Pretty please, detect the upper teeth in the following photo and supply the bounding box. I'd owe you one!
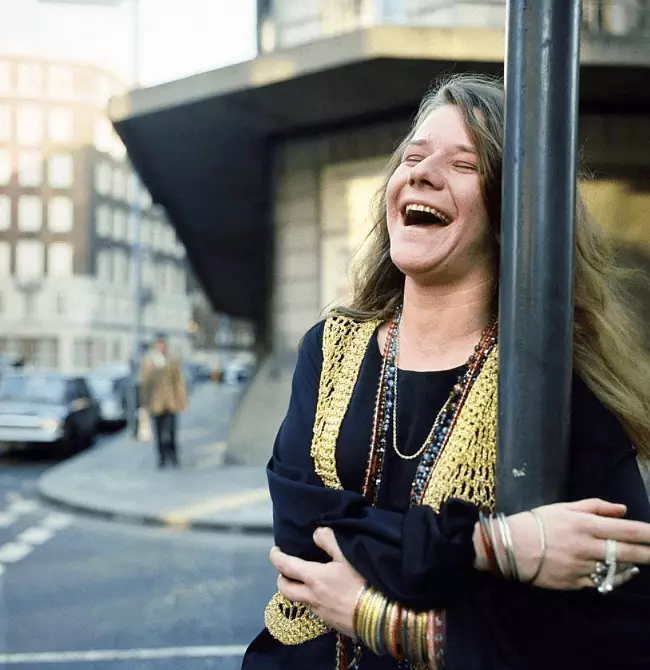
[405,204,450,225]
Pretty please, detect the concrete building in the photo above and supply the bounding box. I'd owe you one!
[110,0,650,462]
[0,54,190,372]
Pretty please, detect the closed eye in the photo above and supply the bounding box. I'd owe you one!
[454,162,478,172]
[403,155,424,165]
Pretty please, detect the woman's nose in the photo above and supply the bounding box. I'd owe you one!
[408,159,445,190]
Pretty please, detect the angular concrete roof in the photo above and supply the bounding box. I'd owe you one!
[109,25,650,324]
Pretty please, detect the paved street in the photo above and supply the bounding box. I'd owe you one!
[0,382,277,669]
[0,461,275,669]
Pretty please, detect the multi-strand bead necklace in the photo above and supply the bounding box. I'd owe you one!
[337,307,498,669]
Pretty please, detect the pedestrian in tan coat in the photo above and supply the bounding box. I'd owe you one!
[139,334,187,468]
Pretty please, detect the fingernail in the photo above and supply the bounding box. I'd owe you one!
[631,566,640,576]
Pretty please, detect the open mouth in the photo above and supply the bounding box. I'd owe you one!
[403,204,452,227]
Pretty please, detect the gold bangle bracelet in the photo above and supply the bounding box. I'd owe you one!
[357,587,374,650]
[365,590,383,655]
[352,584,368,640]
[417,611,429,665]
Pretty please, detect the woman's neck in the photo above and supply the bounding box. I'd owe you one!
[397,274,495,371]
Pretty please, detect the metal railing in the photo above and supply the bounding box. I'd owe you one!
[258,0,650,53]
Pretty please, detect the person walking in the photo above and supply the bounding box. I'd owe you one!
[139,334,187,468]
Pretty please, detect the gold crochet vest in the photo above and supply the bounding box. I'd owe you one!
[265,315,498,645]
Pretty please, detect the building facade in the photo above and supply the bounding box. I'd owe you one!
[111,0,650,462]
[0,54,190,372]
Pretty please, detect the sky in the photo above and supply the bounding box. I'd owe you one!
[0,0,257,86]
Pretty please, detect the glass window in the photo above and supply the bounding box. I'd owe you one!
[113,249,127,284]
[18,195,42,232]
[176,267,186,293]
[126,213,137,244]
[113,209,126,240]
[48,107,74,144]
[0,103,11,141]
[48,65,74,100]
[96,204,111,237]
[35,339,58,368]
[18,151,43,187]
[17,63,42,97]
[141,219,151,246]
[48,242,73,277]
[15,239,44,279]
[97,250,113,282]
[126,173,138,204]
[73,340,93,369]
[0,195,10,231]
[0,149,11,185]
[94,117,113,154]
[0,375,66,404]
[48,196,74,233]
[0,61,11,95]
[17,104,44,146]
[0,241,10,275]
[56,292,65,315]
[48,154,74,188]
[95,162,112,196]
[112,168,125,201]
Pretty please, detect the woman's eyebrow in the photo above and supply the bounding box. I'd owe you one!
[405,139,477,155]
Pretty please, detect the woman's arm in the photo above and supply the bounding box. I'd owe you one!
[270,321,483,608]
[270,324,650,612]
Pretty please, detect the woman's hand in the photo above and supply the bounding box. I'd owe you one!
[475,498,650,590]
[270,527,366,637]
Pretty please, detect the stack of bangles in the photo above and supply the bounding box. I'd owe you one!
[352,584,439,665]
[352,512,547,663]
[478,510,546,583]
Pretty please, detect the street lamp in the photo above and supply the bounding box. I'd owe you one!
[40,0,144,433]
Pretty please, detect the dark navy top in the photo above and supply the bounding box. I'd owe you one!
[243,320,650,669]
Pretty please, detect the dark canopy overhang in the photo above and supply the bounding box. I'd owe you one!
[109,25,650,327]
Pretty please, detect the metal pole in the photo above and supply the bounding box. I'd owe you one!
[497,0,582,514]
[128,0,143,436]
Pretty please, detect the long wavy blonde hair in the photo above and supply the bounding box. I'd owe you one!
[337,73,650,459]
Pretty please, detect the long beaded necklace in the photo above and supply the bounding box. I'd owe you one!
[337,307,498,669]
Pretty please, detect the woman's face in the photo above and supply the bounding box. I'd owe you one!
[386,104,494,285]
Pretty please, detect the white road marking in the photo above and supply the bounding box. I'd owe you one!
[41,514,72,530]
[0,514,16,528]
[0,542,32,563]
[0,645,249,663]
[18,527,54,545]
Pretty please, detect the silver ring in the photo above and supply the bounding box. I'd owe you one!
[598,539,618,595]
[590,561,608,587]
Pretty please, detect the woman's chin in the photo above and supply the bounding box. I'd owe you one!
[391,251,441,279]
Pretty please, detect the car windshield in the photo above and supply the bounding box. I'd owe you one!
[0,376,66,405]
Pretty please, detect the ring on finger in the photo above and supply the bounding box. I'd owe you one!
[589,561,607,587]
[598,538,619,595]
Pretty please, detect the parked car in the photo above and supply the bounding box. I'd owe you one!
[87,372,129,429]
[0,371,100,456]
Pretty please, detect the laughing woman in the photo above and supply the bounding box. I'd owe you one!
[242,74,650,670]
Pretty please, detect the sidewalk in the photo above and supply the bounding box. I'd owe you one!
[37,383,274,533]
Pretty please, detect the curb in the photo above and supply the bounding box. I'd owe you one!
[37,489,275,536]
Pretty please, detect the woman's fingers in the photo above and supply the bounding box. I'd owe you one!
[587,516,650,546]
[565,498,627,517]
[277,573,312,604]
[270,546,315,583]
[313,527,345,562]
